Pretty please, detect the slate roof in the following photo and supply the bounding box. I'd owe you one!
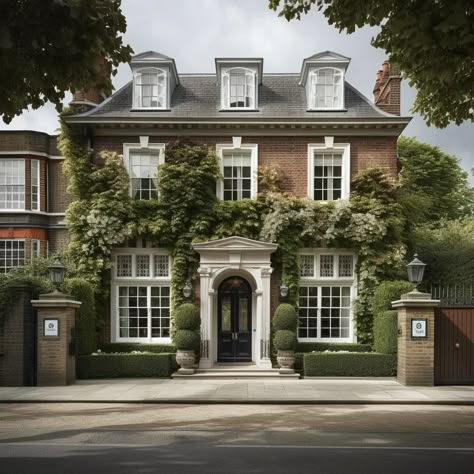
[71,74,400,122]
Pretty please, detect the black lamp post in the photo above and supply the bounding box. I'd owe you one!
[48,261,66,293]
[406,254,426,292]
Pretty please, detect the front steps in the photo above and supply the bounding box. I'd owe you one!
[172,364,300,379]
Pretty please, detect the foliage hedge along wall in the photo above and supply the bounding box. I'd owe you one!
[59,116,408,343]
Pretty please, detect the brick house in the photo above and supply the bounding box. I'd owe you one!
[0,51,409,369]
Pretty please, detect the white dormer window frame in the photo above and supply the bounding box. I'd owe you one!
[221,67,258,110]
[308,142,350,201]
[133,67,168,109]
[309,67,344,110]
[216,143,258,200]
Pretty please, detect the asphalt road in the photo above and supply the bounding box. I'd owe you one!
[0,403,473,473]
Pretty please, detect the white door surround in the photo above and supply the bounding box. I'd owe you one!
[192,236,278,369]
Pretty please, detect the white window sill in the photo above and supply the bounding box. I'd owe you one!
[297,337,355,344]
[219,108,260,112]
[130,108,171,112]
[306,108,347,112]
[113,338,172,344]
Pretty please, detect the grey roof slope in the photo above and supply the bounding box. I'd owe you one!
[74,74,398,121]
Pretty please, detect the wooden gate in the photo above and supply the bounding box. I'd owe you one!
[434,307,474,385]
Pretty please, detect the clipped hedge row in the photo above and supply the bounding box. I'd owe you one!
[77,353,176,378]
[304,352,396,377]
[373,310,398,354]
[296,342,372,353]
[99,343,176,353]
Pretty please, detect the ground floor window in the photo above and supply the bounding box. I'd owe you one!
[0,239,25,273]
[117,285,171,340]
[298,285,352,340]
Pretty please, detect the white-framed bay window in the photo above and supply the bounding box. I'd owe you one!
[111,248,171,342]
[31,159,40,211]
[308,143,350,201]
[221,67,257,110]
[133,68,167,109]
[123,143,165,200]
[298,249,357,342]
[216,143,258,200]
[0,159,25,209]
[0,239,25,273]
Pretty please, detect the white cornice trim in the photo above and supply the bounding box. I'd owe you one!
[0,151,63,160]
[0,210,65,216]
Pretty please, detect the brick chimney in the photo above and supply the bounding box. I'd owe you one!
[373,61,401,115]
[70,56,111,111]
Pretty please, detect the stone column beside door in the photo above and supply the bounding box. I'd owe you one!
[392,292,440,386]
[31,293,81,386]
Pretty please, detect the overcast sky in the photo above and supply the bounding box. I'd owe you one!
[1,0,473,177]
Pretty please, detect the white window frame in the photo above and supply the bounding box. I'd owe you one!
[31,239,40,259]
[298,248,357,343]
[309,67,344,110]
[123,143,165,200]
[0,239,26,273]
[0,159,25,210]
[216,143,258,200]
[111,248,172,343]
[132,67,168,110]
[308,143,350,201]
[221,67,258,110]
[31,159,40,211]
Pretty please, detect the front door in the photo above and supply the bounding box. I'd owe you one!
[218,277,252,362]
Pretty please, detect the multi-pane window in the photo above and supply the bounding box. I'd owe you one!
[223,151,252,200]
[298,285,351,339]
[31,160,40,211]
[300,255,315,277]
[118,285,170,339]
[320,255,334,277]
[338,255,353,278]
[222,68,256,109]
[134,69,166,108]
[0,240,25,273]
[0,160,25,209]
[314,153,342,201]
[115,253,170,279]
[130,151,160,200]
[31,240,40,259]
[311,68,343,109]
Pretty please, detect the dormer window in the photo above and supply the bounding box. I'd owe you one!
[222,68,256,109]
[310,68,343,109]
[133,68,167,109]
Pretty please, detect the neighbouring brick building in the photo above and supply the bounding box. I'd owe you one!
[0,51,410,369]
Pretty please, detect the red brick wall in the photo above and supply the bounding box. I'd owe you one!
[94,135,398,195]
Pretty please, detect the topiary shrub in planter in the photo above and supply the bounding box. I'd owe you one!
[273,304,298,373]
[174,304,201,374]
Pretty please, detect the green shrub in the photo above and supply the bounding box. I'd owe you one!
[274,330,297,351]
[175,330,200,351]
[273,304,297,331]
[99,343,176,353]
[373,310,398,354]
[174,304,200,330]
[63,277,97,356]
[303,352,397,377]
[77,353,175,378]
[372,280,414,315]
[296,342,372,353]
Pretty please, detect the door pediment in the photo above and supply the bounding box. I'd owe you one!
[193,236,278,253]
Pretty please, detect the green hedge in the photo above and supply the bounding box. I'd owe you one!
[273,304,298,331]
[77,353,176,378]
[63,278,97,356]
[174,304,200,330]
[303,352,396,377]
[372,280,414,315]
[296,342,372,353]
[274,329,297,351]
[373,310,398,354]
[99,343,176,353]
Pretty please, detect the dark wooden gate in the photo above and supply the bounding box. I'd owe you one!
[434,307,474,385]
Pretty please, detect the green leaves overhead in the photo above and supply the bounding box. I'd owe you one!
[268,0,474,127]
[0,0,132,123]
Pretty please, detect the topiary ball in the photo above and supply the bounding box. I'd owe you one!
[175,329,201,351]
[273,304,297,331]
[274,329,297,351]
[174,304,201,331]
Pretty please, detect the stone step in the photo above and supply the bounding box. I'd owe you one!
[171,369,300,379]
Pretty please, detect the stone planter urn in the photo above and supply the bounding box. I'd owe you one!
[277,350,295,374]
[176,350,196,375]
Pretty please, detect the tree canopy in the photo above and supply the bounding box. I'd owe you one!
[0,0,132,123]
[268,0,474,128]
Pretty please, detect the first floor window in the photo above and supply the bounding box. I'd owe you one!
[0,240,25,273]
[118,285,170,339]
[0,159,25,209]
[31,239,40,259]
[31,159,40,211]
[130,151,161,200]
[314,153,342,201]
[223,150,252,200]
[298,285,352,340]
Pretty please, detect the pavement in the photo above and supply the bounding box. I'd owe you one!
[0,377,473,404]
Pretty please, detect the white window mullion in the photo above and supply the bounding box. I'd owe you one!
[317,286,322,339]
[147,287,152,342]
